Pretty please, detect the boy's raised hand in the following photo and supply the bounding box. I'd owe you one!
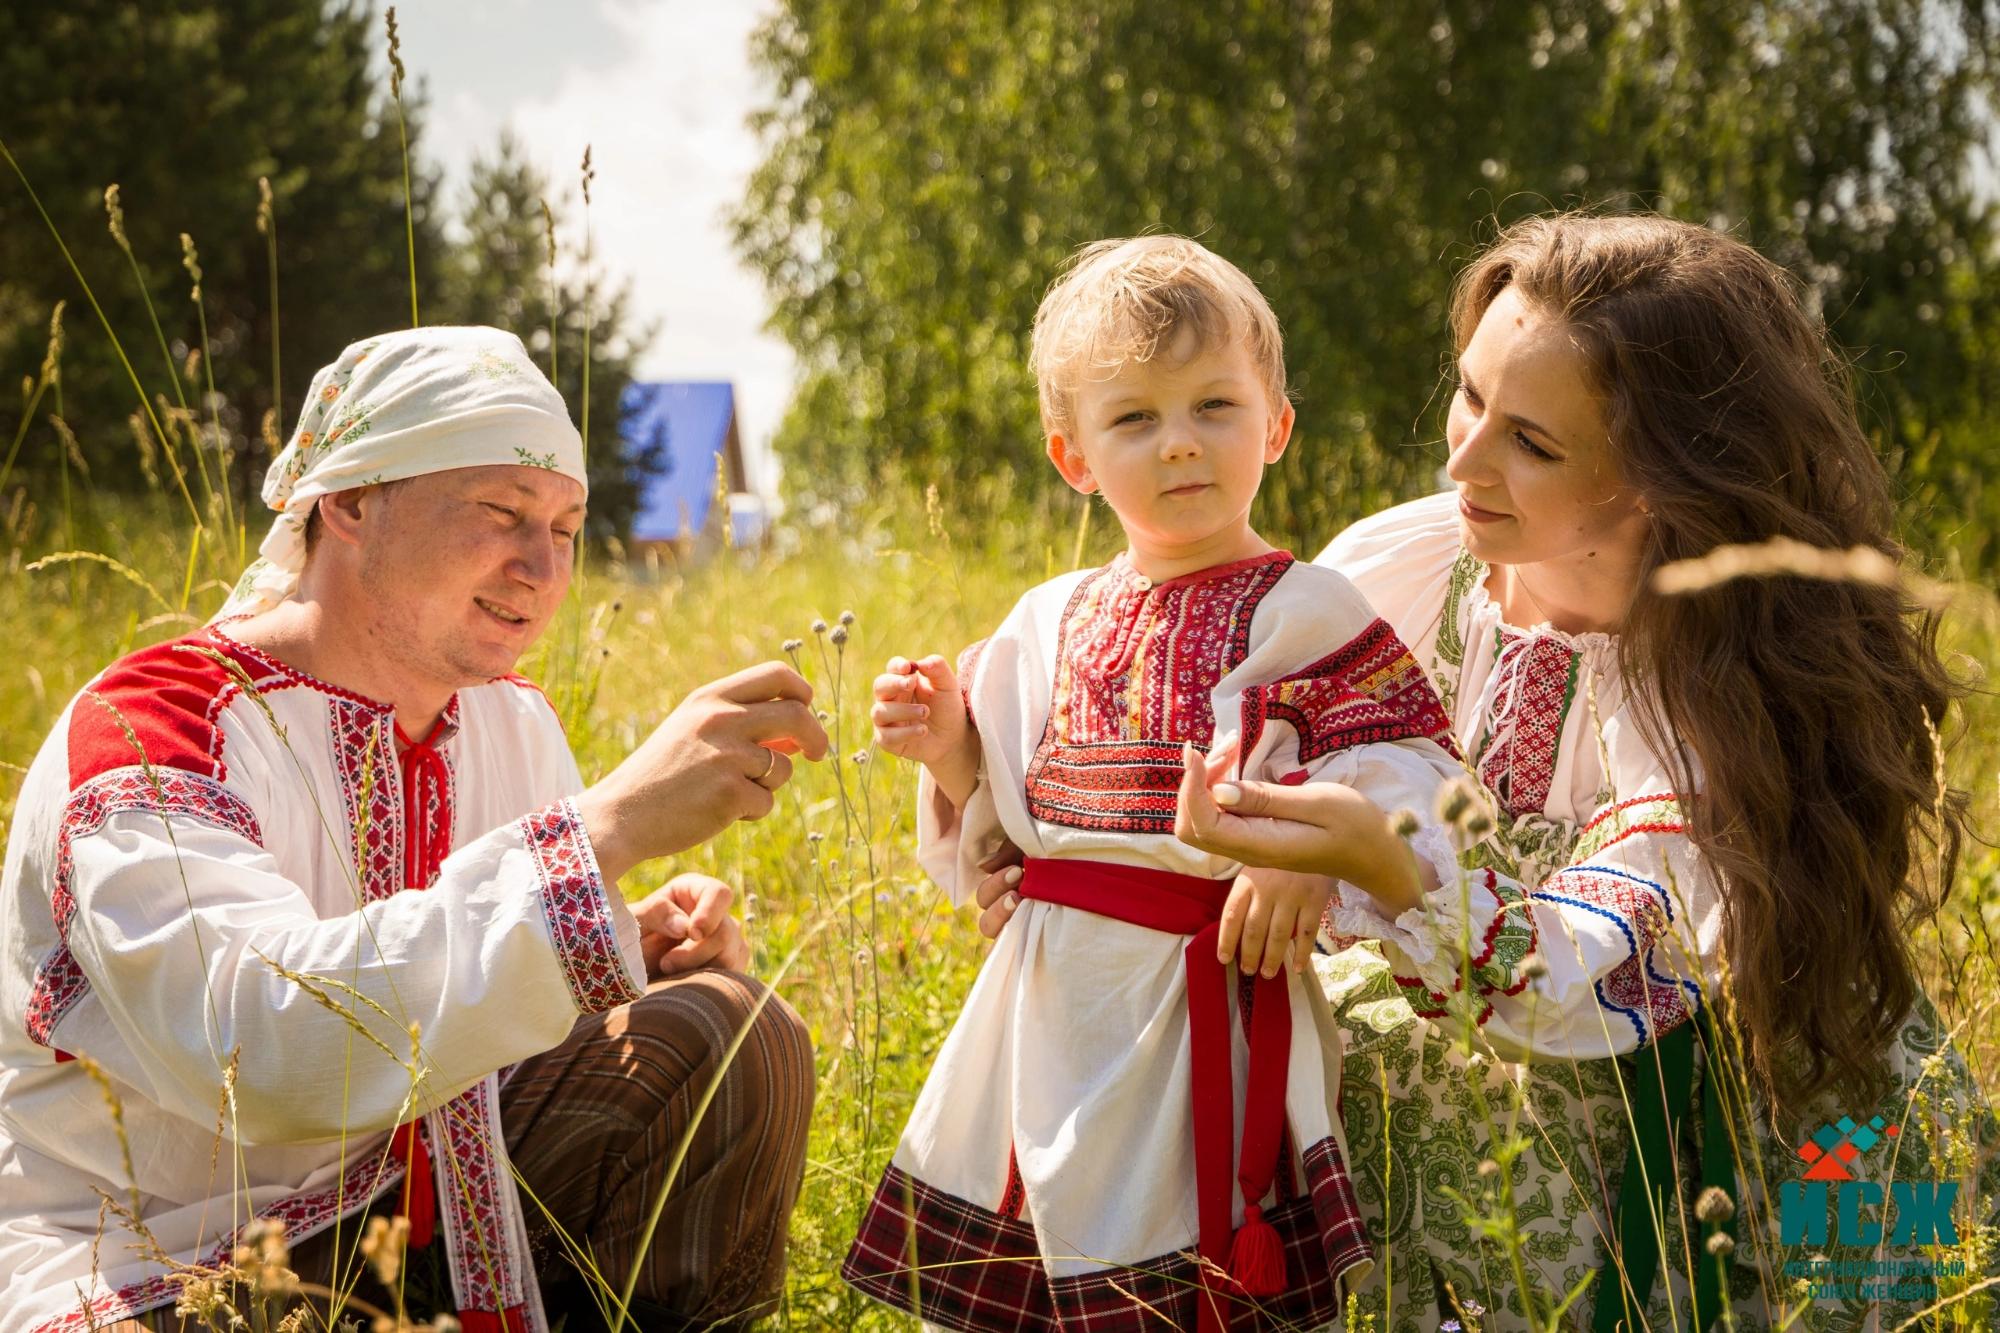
[871,655,967,764]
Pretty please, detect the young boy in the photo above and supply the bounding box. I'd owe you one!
[842,236,1464,1332]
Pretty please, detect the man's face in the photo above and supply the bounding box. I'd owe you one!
[354,465,585,686]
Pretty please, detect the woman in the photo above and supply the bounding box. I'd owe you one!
[982,213,1998,1329]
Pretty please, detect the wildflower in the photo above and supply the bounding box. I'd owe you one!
[1389,808,1421,839]
[1705,1231,1735,1258]
[811,618,829,635]
[1519,951,1548,981]
[1440,1322,1462,1333]
[1476,1157,1499,1177]
[1460,1300,1483,1318]
[830,624,850,647]
[359,1213,410,1288]
[839,609,856,626]
[782,637,803,653]
[852,750,870,765]
[1695,1184,1735,1224]
[1434,776,1487,829]
[807,831,824,844]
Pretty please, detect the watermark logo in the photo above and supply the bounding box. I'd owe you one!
[1779,1113,1959,1249]
[1797,1113,1898,1183]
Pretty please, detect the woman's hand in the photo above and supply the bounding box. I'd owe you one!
[1174,741,1429,914]
[970,842,1026,938]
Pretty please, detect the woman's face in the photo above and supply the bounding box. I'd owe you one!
[1444,285,1651,573]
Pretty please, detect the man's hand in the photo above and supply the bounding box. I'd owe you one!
[577,661,831,884]
[872,655,981,808]
[631,873,750,978]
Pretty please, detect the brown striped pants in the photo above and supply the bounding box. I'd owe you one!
[108,969,814,1333]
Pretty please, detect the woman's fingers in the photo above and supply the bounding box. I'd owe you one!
[1176,742,1222,845]
[974,861,1025,939]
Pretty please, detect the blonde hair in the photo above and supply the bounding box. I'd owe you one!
[1029,235,1286,437]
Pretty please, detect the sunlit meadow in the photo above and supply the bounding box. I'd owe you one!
[1,42,1996,1326]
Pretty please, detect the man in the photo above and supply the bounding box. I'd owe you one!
[0,327,827,1333]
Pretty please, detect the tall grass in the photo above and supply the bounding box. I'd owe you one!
[0,93,1994,1333]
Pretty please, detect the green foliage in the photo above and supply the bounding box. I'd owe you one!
[0,0,452,499]
[737,0,2000,568]
[0,0,660,546]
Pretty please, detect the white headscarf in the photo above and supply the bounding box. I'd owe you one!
[214,326,588,621]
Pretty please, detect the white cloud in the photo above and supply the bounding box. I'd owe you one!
[413,0,794,495]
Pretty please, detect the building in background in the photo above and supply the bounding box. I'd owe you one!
[621,380,770,564]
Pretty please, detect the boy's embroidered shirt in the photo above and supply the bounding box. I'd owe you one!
[0,626,645,1333]
[846,552,1465,1330]
[922,551,1463,898]
[1316,489,1724,1060]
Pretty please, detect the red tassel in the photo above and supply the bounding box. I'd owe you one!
[1227,1203,1286,1296]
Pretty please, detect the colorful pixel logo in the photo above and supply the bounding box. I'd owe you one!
[1797,1114,1900,1182]
[1782,1111,1956,1248]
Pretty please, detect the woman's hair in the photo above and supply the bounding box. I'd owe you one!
[1450,212,1970,1111]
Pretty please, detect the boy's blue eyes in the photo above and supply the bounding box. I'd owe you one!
[1108,400,1235,426]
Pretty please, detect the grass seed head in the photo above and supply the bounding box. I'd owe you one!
[103,184,128,251]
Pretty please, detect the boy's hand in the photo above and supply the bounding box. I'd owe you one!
[1217,865,1338,979]
[871,655,967,763]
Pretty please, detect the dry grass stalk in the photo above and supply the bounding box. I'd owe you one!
[1650,535,1954,609]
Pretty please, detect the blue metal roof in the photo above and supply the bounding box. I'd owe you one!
[622,381,737,542]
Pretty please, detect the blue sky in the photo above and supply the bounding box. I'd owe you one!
[389,0,791,494]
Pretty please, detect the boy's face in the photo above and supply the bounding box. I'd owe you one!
[1049,329,1293,565]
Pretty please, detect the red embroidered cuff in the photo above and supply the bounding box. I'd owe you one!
[522,798,643,1014]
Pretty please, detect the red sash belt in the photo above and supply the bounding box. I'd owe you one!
[1018,857,1292,1333]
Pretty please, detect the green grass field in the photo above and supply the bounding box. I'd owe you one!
[3,478,1995,1330]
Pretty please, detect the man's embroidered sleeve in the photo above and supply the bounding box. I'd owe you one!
[56,770,642,1145]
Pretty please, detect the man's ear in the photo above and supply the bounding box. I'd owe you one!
[1046,433,1097,495]
[313,486,372,549]
[1263,400,1296,465]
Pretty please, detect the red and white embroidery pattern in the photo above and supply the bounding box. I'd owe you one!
[434,1077,528,1317]
[1025,553,1290,833]
[1535,865,1699,1045]
[523,799,641,1015]
[1477,633,1580,817]
[1239,617,1460,765]
[332,697,404,903]
[29,1149,403,1333]
[25,767,263,1051]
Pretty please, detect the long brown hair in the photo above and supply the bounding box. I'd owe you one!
[1450,212,1970,1110]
